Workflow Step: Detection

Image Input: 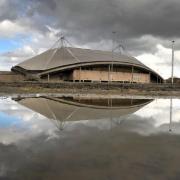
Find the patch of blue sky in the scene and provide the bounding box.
[0,35,33,53]
[0,38,20,53]
[0,112,22,128]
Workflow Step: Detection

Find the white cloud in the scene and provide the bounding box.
[0,0,6,7]
[137,44,180,79]
[0,22,180,80]
[0,20,27,38]
[0,45,37,70]
[0,25,62,70]
[3,45,36,58]
[0,98,57,145]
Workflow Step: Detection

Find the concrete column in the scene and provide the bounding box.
[48,74,50,82]
[79,67,81,82]
[149,72,151,83]
[131,66,134,83]
[108,65,111,83]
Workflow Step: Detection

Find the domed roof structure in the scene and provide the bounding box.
[12,47,157,73]
[12,44,163,83]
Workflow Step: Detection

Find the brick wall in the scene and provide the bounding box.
[0,72,25,82]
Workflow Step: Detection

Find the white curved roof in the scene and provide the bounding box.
[14,47,148,71]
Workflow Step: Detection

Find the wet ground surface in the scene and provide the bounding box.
[0,96,180,180]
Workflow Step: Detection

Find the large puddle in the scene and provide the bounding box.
[0,96,180,179]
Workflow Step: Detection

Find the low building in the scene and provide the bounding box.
[165,77,180,84]
[11,47,163,83]
[0,71,25,82]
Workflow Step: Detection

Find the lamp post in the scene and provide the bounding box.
[171,40,175,84]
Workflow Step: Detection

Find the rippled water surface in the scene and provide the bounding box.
[0,96,180,180]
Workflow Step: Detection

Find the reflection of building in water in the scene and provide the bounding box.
[14,97,153,131]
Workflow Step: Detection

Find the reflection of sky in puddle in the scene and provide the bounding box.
[0,97,179,145]
[0,98,56,145]
[0,97,180,179]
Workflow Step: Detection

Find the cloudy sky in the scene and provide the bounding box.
[0,0,180,79]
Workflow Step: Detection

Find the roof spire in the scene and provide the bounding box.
[60,35,65,48]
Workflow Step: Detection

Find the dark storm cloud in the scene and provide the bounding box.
[21,0,180,53]
[1,0,180,54]
[0,0,22,21]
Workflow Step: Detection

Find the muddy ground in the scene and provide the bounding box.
[0,81,180,97]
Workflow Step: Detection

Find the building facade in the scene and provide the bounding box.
[12,47,163,83]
